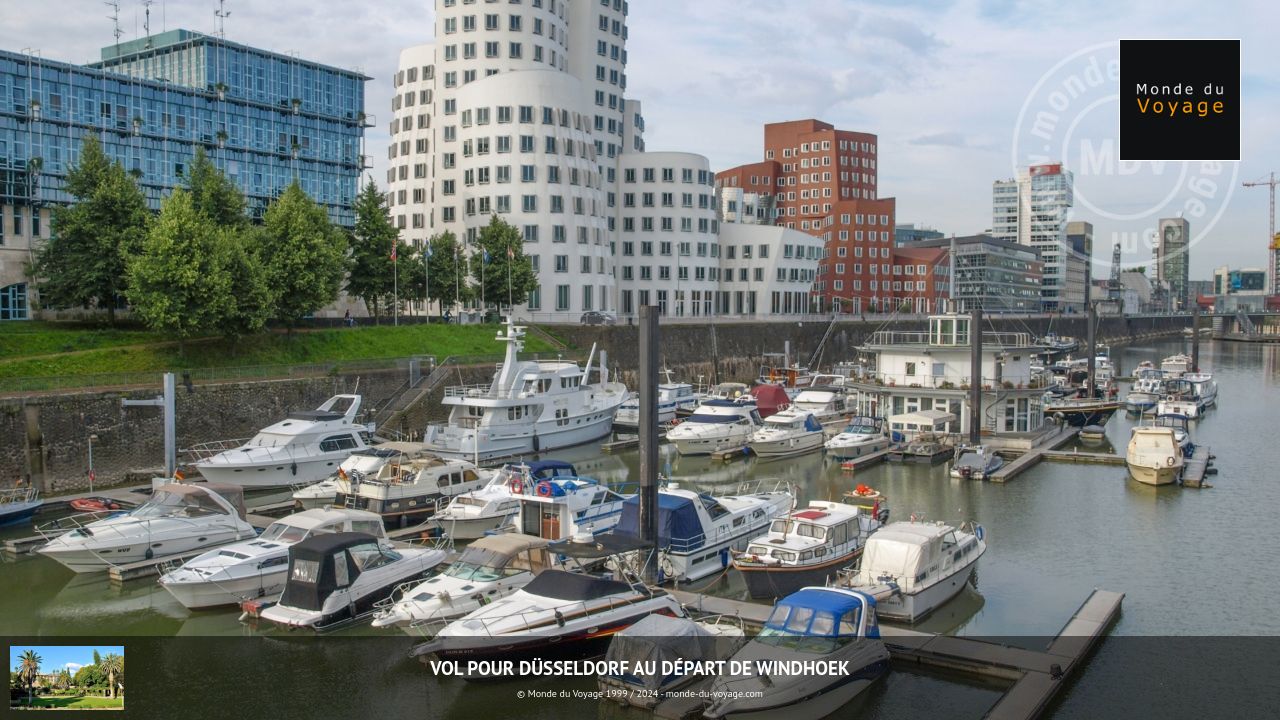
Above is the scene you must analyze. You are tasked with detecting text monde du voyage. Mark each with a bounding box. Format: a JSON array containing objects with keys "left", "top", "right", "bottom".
[{"left": 1134, "top": 82, "right": 1228, "bottom": 118}]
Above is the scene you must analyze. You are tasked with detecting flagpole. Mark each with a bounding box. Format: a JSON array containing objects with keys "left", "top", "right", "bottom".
[
  {"left": 424, "top": 242, "right": 430, "bottom": 320},
  {"left": 393, "top": 244, "right": 399, "bottom": 327},
  {"left": 481, "top": 251, "right": 486, "bottom": 313},
  {"left": 454, "top": 243, "right": 460, "bottom": 319},
  {"left": 507, "top": 242, "right": 513, "bottom": 309}
]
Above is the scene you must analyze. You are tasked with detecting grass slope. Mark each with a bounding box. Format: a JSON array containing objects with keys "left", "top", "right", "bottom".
[
  {"left": 16, "top": 695, "right": 124, "bottom": 709},
  {"left": 0, "top": 323, "right": 559, "bottom": 380}
]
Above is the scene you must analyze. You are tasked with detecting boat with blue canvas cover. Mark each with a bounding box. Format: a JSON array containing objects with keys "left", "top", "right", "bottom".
[{"left": 703, "top": 587, "right": 890, "bottom": 719}]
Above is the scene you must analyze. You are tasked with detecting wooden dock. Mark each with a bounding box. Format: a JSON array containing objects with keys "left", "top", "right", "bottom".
[
  {"left": 1181, "top": 445, "right": 1214, "bottom": 488},
  {"left": 710, "top": 445, "right": 752, "bottom": 462},
  {"left": 601, "top": 432, "right": 667, "bottom": 454},
  {"left": 667, "top": 587, "right": 1123, "bottom": 720},
  {"left": 989, "top": 428, "right": 1080, "bottom": 482},
  {"left": 835, "top": 447, "right": 893, "bottom": 471},
  {"left": 1039, "top": 449, "right": 1126, "bottom": 465}
]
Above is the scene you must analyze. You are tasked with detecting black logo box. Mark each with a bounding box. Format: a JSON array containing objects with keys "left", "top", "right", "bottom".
[{"left": 1119, "top": 39, "right": 1240, "bottom": 161}]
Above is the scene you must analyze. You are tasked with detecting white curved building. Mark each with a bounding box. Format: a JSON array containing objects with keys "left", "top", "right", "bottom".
[{"left": 387, "top": 44, "right": 437, "bottom": 315}]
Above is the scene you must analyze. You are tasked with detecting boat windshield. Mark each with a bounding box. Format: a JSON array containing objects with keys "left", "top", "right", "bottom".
[
  {"left": 132, "top": 489, "right": 226, "bottom": 519},
  {"left": 769, "top": 519, "right": 825, "bottom": 539},
  {"left": 442, "top": 546, "right": 521, "bottom": 582},
  {"left": 757, "top": 604, "right": 861, "bottom": 652},
  {"left": 260, "top": 522, "right": 310, "bottom": 543},
  {"left": 686, "top": 413, "right": 739, "bottom": 424},
  {"left": 844, "top": 422, "right": 878, "bottom": 435},
  {"left": 246, "top": 432, "right": 296, "bottom": 448}
]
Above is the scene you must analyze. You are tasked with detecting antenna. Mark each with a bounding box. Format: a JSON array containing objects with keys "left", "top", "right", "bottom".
[
  {"left": 215, "top": 0, "right": 231, "bottom": 39},
  {"left": 105, "top": 1, "right": 123, "bottom": 45},
  {"left": 142, "top": 0, "right": 154, "bottom": 46}
]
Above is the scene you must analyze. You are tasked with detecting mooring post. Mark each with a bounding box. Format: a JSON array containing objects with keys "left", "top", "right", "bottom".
[
  {"left": 969, "top": 308, "right": 982, "bottom": 445},
  {"left": 638, "top": 306, "right": 660, "bottom": 584},
  {"left": 1191, "top": 304, "right": 1201, "bottom": 372},
  {"left": 1087, "top": 303, "right": 1097, "bottom": 398},
  {"left": 163, "top": 372, "right": 176, "bottom": 479}
]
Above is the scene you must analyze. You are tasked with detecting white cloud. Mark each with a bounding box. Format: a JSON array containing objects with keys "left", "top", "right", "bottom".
[{"left": 63, "top": 663, "right": 83, "bottom": 671}]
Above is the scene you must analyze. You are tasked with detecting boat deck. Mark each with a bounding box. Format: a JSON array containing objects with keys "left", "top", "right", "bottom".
[{"left": 666, "top": 588, "right": 1123, "bottom": 720}]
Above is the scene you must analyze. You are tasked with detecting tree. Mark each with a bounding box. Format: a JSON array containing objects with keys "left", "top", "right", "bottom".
[
  {"left": 35, "top": 135, "right": 149, "bottom": 324},
  {"left": 100, "top": 654, "right": 123, "bottom": 699},
  {"left": 467, "top": 215, "right": 539, "bottom": 310},
  {"left": 344, "top": 181, "right": 400, "bottom": 321},
  {"left": 184, "top": 146, "right": 247, "bottom": 227},
  {"left": 423, "top": 231, "right": 471, "bottom": 317},
  {"left": 213, "top": 227, "right": 274, "bottom": 343},
  {"left": 92, "top": 650, "right": 101, "bottom": 668},
  {"left": 18, "top": 649, "right": 41, "bottom": 705},
  {"left": 125, "top": 190, "right": 235, "bottom": 349},
  {"left": 57, "top": 669, "right": 72, "bottom": 691},
  {"left": 260, "top": 181, "right": 347, "bottom": 329}
]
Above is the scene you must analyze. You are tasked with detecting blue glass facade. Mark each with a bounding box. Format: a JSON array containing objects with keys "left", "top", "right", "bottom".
[{"left": 0, "top": 30, "right": 369, "bottom": 225}]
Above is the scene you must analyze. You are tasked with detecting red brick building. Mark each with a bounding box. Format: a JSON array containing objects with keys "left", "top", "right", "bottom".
[{"left": 716, "top": 119, "right": 897, "bottom": 313}]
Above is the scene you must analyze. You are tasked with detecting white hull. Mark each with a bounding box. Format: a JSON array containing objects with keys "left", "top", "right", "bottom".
[
  {"left": 197, "top": 456, "right": 346, "bottom": 488},
  {"left": 425, "top": 412, "right": 620, "bottom": 464},
  {"left": 711, "top": 676, "right": 879, "bottom": 720},
  {"left": 427, "top": 512, "right": 513, "bottom": 539},
  {"left": 750, "top": 432, "right": 824, "bottom": 458},
  {"left": 670, "top": 426, "right": 755, "bottom": 456},
  {"left": 1157, "top": 400, "right": 1201, "bottom": 418},
  {"left": 874, "top": 554, "right": 980, "bottom": 623},
  {"left": 162, "top": 569, "right": 287, "bottom": 609},
  {"left": 825, "top": 437, "right": 890, "bottom": 459},
  {"left": 1127, "top": 463, "right": 1181, "bottom": 486},
  {"left": 39, "top": 527, "right": 250, "bottom": 574}
]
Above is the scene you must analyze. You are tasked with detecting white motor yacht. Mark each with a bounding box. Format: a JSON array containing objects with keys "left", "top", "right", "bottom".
[
  {"left": 839, "top": 519, "right": 986, "bottom": 623},
  {"left": 614, "top": 374, "right": 700, "bottom": 429},
  {"left": 824, "top": 416, "right": 890, "bottom": 459},
  {"left": 38, "top": 483, "right": 256, "bottom": 573},
  {"left": 703, "top": 587, "right": 890, "bottom": 719},
  {"left": 192, "top": 395, "right": 372, "bottom": 488},
  {"left": 291, "top": 443, "right": 435, "bottom": 510},
  {"left": 370, "top": 534, "right": 553, "bottom": 630},
  {"left": 257, "top": 531, "right": 447, "bottom": 631},
  {"left": 611, "top": 482, "right": 793, "bottom": 583},
  {"left": 1126, "top": 426, "right": 1184, "bottom": 486},
  {"left": 425, "top": 462, "right": 532, "bottom": 539},
  {"left": 422, "top": 318, "right": 628, "bottom": 463},
  {"left": 749, "top": 410, "right": 825, "bottom": 458},
  {"left": 1183, "top": 372, "right": 1218, "bottom": 408},
  {"left": 949, "top": 445, "right": 1005, "bottom": 480},
  {"left": 785, "top": 385, "right": 853, "bottom": 431},
  {"left": 733, "top": 499, "right": 884, "bottom": 599},
  {"left": 510, "top": 462, "right": 633, "bottom": 541},
  {"left": 1124, "top": 372, "right": 1166, "bottom": 413},
  {"left": 1161, "top": 353, "right": 1192, "bottom": 378},
  {"left": 337, "top": 454, "right": 487, "bottom": 528},
  {"left": 158, "top": 508, "right": 388, "bottom": 609},
  {"left": 409, "top": 568, "right": 685, "bottom": 666},
  {"left": 667, "top": 399, "right": 764, "bottom": 456}
]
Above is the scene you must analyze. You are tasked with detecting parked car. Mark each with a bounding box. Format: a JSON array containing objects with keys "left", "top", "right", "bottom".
[{"left": 580, "top": 311, "right": 617, "bottom": 326}]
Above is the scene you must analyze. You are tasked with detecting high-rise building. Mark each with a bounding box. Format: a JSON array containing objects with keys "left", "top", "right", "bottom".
[
  {"left": 388, "top": 0, "right": 658, "bottom": 320},
  {"left": 992, "top": 163, "right": 1084, "bottom": 311},
  {"left": 1155, "top": 217, "right": 1190, "bottom": 311},
  {"left": 894, "top": 223, "right": 944, "bottom": 247},
  {"left": 1066, "top": 220, "right": 1094, "bottom": 306},
  {"left": 0, "top": 31, "right": 369, "bottom": 320},
  {"left": 717, "top": 119, "right": 897, "bottom": 314},
  {"left": 909, "top": 235, "right": 1043, "bottom": 313}
]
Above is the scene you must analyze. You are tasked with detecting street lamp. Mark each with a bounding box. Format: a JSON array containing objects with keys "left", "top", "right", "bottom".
[{"left": 88, "top": 434, "right": 99, "bottom": 493}]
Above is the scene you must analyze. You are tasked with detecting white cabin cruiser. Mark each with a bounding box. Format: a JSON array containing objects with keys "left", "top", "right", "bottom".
[
  {"left": 839, "top": 519, "right": 986, "bottom": 623},
  {"left": 410, "top": 568, "right": 685, "bottom": 666},
  {"left": 825, "top": 416, "right": 890, "bottom": 459},
  {"left": 291, "top": 443, "right": 435, "bottom": 510},
  {"left": 422, "top": 318, "right": 628, "bottom": 463},
  {"left": 425, "top": 462, "right": 533, "bottom": 539},
  {"left": 38, "top": 483, "right": 256, "bottom": 573},
  {"left": 703, "top": 587, "right": 890, "bottom": 720},
  {"left": 337, "top": 454, "right": 487, "bottom": 528},
  {"left": 510, "top": 461, "right": 633, "bottom": 541},
  {"left": 1126, "top": 426, "right": 1184, "bottom": 486},
  {"left": 1124, "top": 372, "right": 1166, "bottom": 413},
  {"left": 786, "top": 385, "right": 853, "bottom": 431},
  {"left": 611, "top": 483, "right": 793, "bottom": 583},
  {"left": 370, "top": 534, "right": 553, "bottom": 630},
  {"left": 734, "top": 500, "right": 884, "bottom": 599},
  {"left": 949, "top": 445, "right": 1005, "bottom": 480},
  {"left": 1161, "top": 354, "right": 1192, "bottom": 378},
  {"left": 749, "top": 411, "right": 825, "bottom": 458},
  {"left": 667, "top": 400, "right": 764, "bottom": 456},
  {"left": 158, "top": 508, "right": 388, "bottom": 609},
  {"left": 614, "top": 377, "right": 700, "bottom": 429},
  {"left": 257, "top": 531, "right": 447, "bottom": 631},
  {"left": 1183, "top": 372, "right": 1218, "bottom": 408},
  {"left": 193, "top": 395, "right": 372, "bottom": 488}
]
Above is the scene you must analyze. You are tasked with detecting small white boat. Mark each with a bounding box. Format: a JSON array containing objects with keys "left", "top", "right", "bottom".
[
  {"left": 825, "top": 416, "right": 890, "bottom": 459},
  {"left": 949, "top": 445, "right": 1005, "bottom": 480},
  {"left": 1161, "top": 354, "right": 1192, "bottom": 378},
  {"left": 734, "top": 499, "right": 884, "bottom": 599},
  {"left": 193, "top": 395, "right": 372, "bottom": 488},
  {"left": 337, "top": 454, "right": 488, "bottom": 528},
  {"left": 158, "top": 507, "right": 389, "bottom": 609},
  {"left": 614, "top": 373, "right": 700, "bottom": 429},
  {"left": 38, "top": 483, "right": 257, "bottom": 573},
  {"left": 749, "top": 411, "right": 825, "bottom": 458},
  {"left": 1156, "top": 385, "right": 1202, "bottom": 419},
  {"left": 839, "top": 519, "right": 986, "bottom": 623},
  {"left": 0, "top": 486, "right": 42, "bottom": 527},
  {"left": 510, "top": 461, "right": 633, "bottom": 541},
  {"left": 425, "top": 461, "right": 556, "bottom": 539},
  {"left": 370, "top": 534, "right": 554, "bottom": 630},
  {"left": 785, "top": 385, "right": 853, "bottom": 431},
  {"left": 667, "top": 399, "right": 764, "bottom": 456},
  {"left": 1154, "top": 413, "right": 1193, "bottom": 456},
  {"left": 409, "top": 569, "right": 686, "bottom": 666},
  {"left": 612, "top": 482, "right": 793, "bottom": 583},
  {"left": 291, "top": 443, "right": 435, "bottom": 510},
  {"left": 1126, "top": 426, "right": 1184, "bottom": 486},
  {"left": 1183, "top": 372, "right": 1218, "bottom": 408},
  {"left": 1124, "top": 372, "right": 1166, "bottom": 413},
  {"left": 599, "top": 613, "right": 747, "bottom": 709},
  {"left": 257, "top": 531, "right": 447, "bottom": 631},
  {"left": 703, "top": 587, "right": 890, "bottom": 719}
]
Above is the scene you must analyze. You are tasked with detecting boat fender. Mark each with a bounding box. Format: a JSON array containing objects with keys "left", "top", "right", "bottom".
[
  {"left": 535, "top": 481, "right": 554, "bottom": 497},
  {"left": 975, "top": 525, "right": 984, "bottom": 541},
  {"left": 291, "top": 461, "right": 298, "bottom": 476},
  {"left": 554, "top": 609, "right": 565, "bottom": 628},
  {"left": 532, "top": 434, "right": 540, "bottom": 454},
  {"left": 144, "top": 548, "right": 154, "bottom": 560},
  {"left": 719, "top": 547, "right": 730, "bottom": 569}
]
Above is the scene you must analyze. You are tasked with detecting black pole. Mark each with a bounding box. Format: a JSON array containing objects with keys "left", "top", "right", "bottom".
[
  {"left": 969, "top": 308, "right": 982, "bottom": 445},
  {"left": 1086, "top": 302, "right": 1097, "bottom": 398},
  {"left": 1191, "top": 304, "right": 1201, "bottom": 372},
  {"left": 638, "top": 306, "right": 660, "bottom": 584}
]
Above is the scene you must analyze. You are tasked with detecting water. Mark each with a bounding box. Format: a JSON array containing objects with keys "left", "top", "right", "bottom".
[{"left": 4, "top": 337, "right": 1278, "bottom": 718}]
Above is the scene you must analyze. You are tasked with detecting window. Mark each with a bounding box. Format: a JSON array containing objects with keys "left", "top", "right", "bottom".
[{"left": 556, "top": 285, "right": 570, "bottom": 311}]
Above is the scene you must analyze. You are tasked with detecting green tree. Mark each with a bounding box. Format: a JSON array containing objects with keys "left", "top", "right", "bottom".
[
  {"left": 18, "top": 649, "right": 41, "bottom": 705},
  {"left": 214, "top": 227, "right": 274, "bottom": 343},
  {"left": 92, "top": 650, "right": 101, "bottom": 668},
  {"left": 467, "top": 215, "right": 538, "bottom": 311},
  {"left": 260, "top": 182, "right": 347, "bottom": 329},
  {"left": 344, "top": 181, "right": 400, "bottom": 321},
  {"left": 184, "top": 146, "right": 247, "bottom": 227},
  {"left": 35, "top": 135, "right": 149, "bottom": 324},
  {"left": 100, "top": 654, "right": 123, "bottom": 699},
  {"left": 125, "top": 189, "right": 235, "bottom": 349},
  {"left": 423, "top": 231, "right": 471, "bottom": 317}
]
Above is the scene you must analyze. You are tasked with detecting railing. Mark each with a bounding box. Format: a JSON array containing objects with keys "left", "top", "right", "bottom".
[
  {"left": 443, "top": 383, "right": 501, "bottom": 399},
  {"left": 851, "top": 372, "right": 1047, "bottom": 391},
  {"left": 181, "top": 438, "right": 251, "bottom": 463},
  {"left": 410, "top": 589, "right": 656, "bottom": 640},
  {"left": 864, "top": 330, "right": 1036, "bottom": 347}
]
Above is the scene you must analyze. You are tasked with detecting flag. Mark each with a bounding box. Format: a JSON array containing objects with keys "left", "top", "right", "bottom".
[
  {"left": 507, "top": 245, "right": 514, "bottom": 260},
  {"left": 483, "top": 250, "right": 491, "bottom": 264},
  {"left": 174, "top": 469, "right": 185, "bottom": 481},
  {"left": 425, "top": 244, "right": 433, "bottom": 258},
  {"left": 390, "top": 246, "right": 397, "bottom": 261}
]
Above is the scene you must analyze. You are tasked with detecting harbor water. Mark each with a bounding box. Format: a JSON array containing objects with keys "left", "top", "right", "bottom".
[{"left": 4, "top": 337, "right": 1280, "bottom": 718}]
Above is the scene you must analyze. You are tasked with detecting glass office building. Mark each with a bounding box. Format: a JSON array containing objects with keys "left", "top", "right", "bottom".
[{"left": 0, "top": 30, "right": 370, "bottom": 320}]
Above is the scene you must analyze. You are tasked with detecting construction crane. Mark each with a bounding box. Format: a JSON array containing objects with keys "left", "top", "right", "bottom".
[{"left": 1242, "top": 172, "right": 1278, "bottom": 294}]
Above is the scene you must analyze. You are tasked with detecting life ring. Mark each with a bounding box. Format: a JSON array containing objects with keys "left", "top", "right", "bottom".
[
  {"left": 535, "top": 481, "right": 554, "bottom": 497},
  {"left": 854, "top": 484, "right": 874, "bottom": 496},
  {"left": 508, "top": 474, "right": 524, "bottom": 494},
  {"left": 1166, "top": 456, "right": 1175, "bottom": 467},
  {"left": 1166, "top": 395, "right": 1176, "bottom": 401}
]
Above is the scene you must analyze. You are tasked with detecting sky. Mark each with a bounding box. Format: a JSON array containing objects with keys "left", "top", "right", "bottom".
[
  {"left": 9, "top": 645, "right": 124, "bottom": 674},
  {"left": 3, "top": 0, "right": 1277, "bottom": 280}
]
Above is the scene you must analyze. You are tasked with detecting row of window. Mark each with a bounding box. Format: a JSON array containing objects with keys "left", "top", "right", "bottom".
[
  {"left": 621, "top": 191, "right": 713, "bottom": 209},
  {"left": 622, "top": 166, "right": 712, "bottom": 186},
  {"left": 619, "top": 216, "right": 717, "bottom": 234}
]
